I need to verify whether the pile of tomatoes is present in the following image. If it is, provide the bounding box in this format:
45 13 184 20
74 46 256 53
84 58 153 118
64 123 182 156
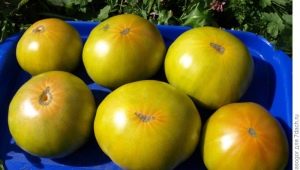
8 14 289 170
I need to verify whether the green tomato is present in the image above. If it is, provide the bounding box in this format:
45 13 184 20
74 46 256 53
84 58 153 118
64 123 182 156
8 71 96 158
16 18 83 75
165 26 254 109
94 80 201 170
83 14 166 89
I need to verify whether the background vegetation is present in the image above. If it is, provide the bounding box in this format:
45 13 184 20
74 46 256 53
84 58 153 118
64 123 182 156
0 0 292 55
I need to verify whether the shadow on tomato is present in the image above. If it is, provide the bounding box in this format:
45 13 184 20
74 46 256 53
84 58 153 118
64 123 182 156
52 84 112 166
52 135 112 167
174 143 205 170
276 117 292 170
73 61 94 85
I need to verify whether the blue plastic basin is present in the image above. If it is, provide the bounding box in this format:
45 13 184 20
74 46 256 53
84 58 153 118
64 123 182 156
0 21 292 170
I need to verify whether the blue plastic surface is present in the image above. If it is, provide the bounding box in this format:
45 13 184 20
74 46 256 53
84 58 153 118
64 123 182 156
0 21 292 170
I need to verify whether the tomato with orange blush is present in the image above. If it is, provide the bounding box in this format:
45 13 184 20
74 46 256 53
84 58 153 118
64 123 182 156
201 102 289 170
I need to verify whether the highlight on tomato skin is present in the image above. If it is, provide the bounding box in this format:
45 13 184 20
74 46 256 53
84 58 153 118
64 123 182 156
8 71 96 158
94 80 202 170
201 102 289 170
82 14 166 89
16 18 83 75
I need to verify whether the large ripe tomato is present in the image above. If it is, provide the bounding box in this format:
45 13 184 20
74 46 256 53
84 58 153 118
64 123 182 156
83 14 166 89
16 18 83 75
201 102 289 170
8 71 96 158
164 26 254 109
94 80 201 170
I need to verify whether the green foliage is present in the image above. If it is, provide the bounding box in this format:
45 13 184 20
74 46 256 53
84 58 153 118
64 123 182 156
262 12 285 38
96 0 214 26
179 2 214 27
46 0 93 13
220 0 292 55
260 0 272 8
0 0 30 42
0 0 292 55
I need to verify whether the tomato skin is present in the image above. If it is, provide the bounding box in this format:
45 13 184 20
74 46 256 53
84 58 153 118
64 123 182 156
16 18 83 75
94 80 201 170
83 14 166 89
8 71 96 158
201 102 289 170
164 26 254 109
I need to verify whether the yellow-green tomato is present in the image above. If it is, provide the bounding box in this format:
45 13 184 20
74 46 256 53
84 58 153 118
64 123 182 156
16 18 83 75
165 26 254 109
8 71 96 158
94 80 201 170
83 14 166 89
201 102 289 170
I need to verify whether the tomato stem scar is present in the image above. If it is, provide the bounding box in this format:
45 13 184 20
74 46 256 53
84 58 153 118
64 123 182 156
33 25 45 33
39 86 52 105
135 112 155 122
102 24 110 31
210 42 225 54
120 28 130 35
248 128 257 137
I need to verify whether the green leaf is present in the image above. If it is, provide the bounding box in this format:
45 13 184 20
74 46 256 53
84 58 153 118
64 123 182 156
262 12 284 37
259 0 271 8
46 0 65 7
97 5 111 21
46 0 90 9
146 0 155 13
17 0 30 9
276 23 292 55
141 10 148 19
272 0 288 5
181 3 212 27
282 14 292 25
157 10 173 25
